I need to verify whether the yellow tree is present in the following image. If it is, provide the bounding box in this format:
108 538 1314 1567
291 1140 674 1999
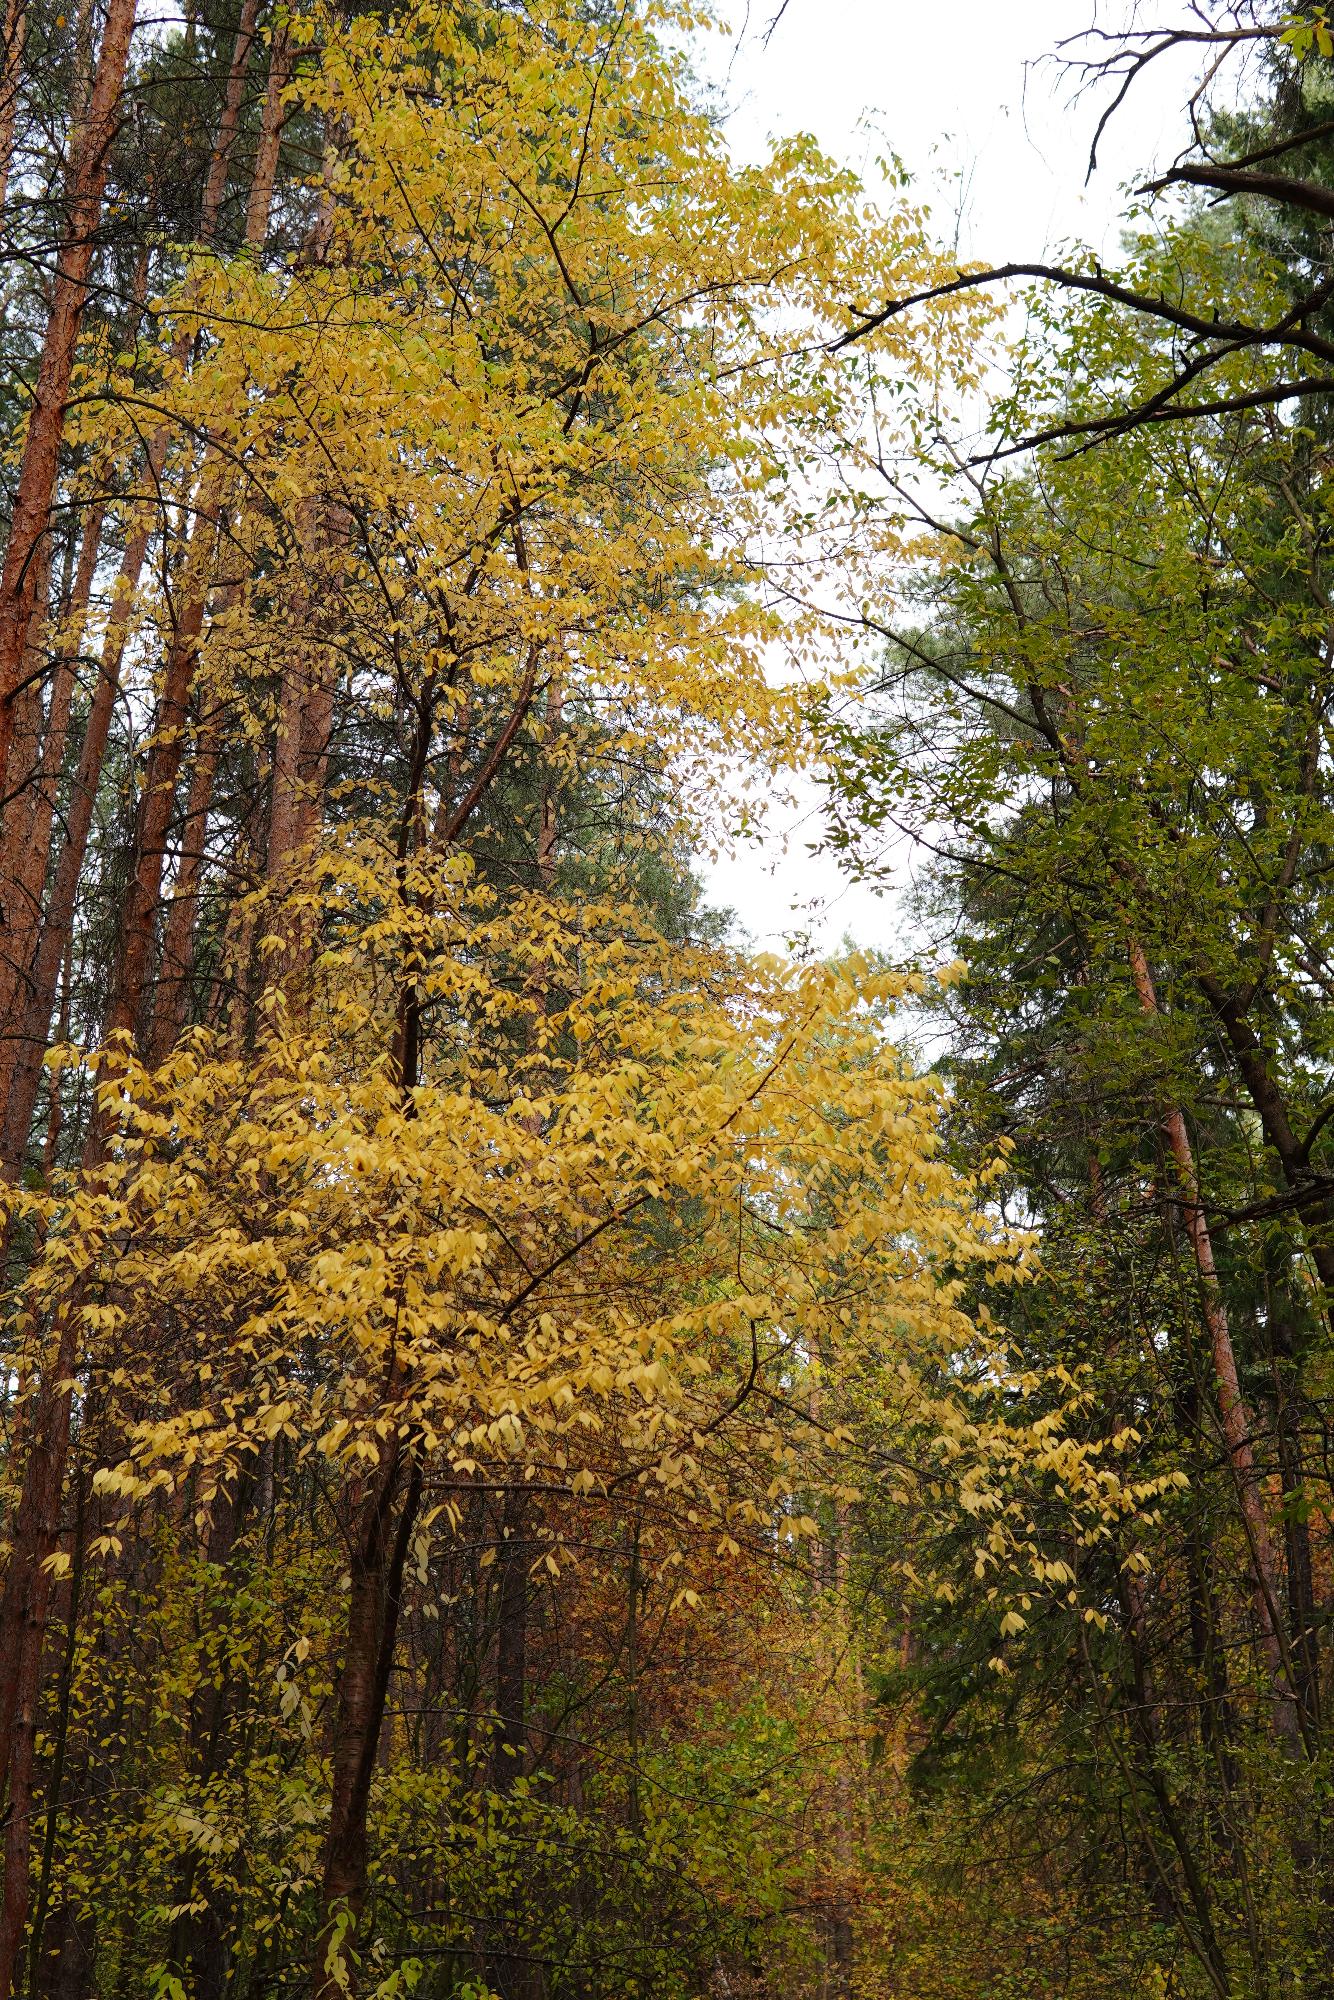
0 0 992 1988
14 863 1026 1989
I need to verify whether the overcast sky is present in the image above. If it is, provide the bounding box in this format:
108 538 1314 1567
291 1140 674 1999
697 1 1201 957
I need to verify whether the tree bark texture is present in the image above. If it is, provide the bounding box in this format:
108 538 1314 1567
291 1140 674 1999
0 0 138 807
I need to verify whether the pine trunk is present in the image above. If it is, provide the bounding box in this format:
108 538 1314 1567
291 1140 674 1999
1127 938 1305 1758
0 0 138 806
0 0 26 216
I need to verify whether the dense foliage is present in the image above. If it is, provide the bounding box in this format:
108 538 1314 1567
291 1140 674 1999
2 1 1334 1997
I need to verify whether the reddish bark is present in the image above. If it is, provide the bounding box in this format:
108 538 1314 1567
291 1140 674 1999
0 0 26 218
0 0 138 809
199 0 259 244
244 24 291 245
108 20 289 1047
1127 938 1305 1759
0 518 154 1175
0 24 288 1988
1015 647 1312 1762
0 0 265 1147
0 501 104 1039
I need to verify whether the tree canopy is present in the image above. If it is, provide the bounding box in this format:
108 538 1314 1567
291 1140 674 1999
0 3 1333 1998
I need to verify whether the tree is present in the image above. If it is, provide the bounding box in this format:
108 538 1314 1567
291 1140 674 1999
822 257 1334 1988
0 0 1010 1991
837 5 1334 450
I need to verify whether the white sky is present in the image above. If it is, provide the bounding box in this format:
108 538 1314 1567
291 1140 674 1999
697 0 1202 957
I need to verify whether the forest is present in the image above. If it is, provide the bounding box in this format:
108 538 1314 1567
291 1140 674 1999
0 0 1333 1994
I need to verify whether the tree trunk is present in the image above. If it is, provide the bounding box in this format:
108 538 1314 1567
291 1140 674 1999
1127 938 1304 1758
104 574 211 1044
263 498 341 987
105 21 289 1050
148 695 221 1061
0 21 270 1148
1197 971 1334 1301
313 1443 422 2000
493 1486 528 1794
25 1473 87 1997
166 1472 252 2000
0 0 138 808
198 0 259 244
0 1306 79 1999
0 500 104 1042
487 1486 537 2000
243 22 291 246
1262 1244 1321 1735
0 522 153 1174
0 0 26 217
